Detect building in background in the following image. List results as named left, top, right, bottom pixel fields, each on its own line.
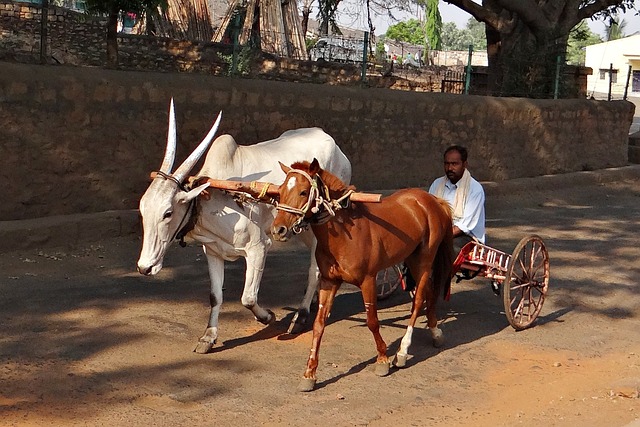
left=585, top=33, right=640, bottom=99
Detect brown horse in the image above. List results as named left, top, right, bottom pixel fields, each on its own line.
left=271, top=159, right=454, bottom=392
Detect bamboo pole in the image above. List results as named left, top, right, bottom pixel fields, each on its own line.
left=150, top=172, right=382, bottom=203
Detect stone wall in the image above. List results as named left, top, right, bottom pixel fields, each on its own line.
left=0, top=61, right=635, bottom=221
left=0, top=0, right=106, bottom=64
left=0, top=0, right=384, bottom=87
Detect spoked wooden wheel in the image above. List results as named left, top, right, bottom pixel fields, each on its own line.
left=376, top=264, right=403, bottom=300
left=503, top=235, right=549, bottom=330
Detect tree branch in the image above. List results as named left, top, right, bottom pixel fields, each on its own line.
left=578, top=0, right=628, bottom=21
left=443, top=0, right=513, bottom=32
left=492, top=0, right=551, bottom=32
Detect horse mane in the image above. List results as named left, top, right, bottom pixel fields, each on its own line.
left=290, top=161, right=356, bottom=200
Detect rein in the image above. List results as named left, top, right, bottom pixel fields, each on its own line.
left=154, top=170, right=197, bottom=247
left=276, top=169, right=353, bottom=234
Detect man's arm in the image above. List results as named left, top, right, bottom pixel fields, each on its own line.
left=453, top=184, right=485, bottom=238
left=452, top=225, right=465, bottom=238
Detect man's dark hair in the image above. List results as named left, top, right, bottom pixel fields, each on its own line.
left=444, top=145, right=468, bottom=162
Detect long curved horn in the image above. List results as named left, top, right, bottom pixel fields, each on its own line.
left=159, top=98, right=177, bottom=174
left=172, top=111, right=222, bottom=183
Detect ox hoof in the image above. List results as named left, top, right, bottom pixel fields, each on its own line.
left=193, top=339, right=215, bottom=354
left=257, top=309, right=276, bottom=326
left=298, top=377, right=317, bottom=392
left=287, top=310, right=309, bottom=335
left=393, top=353, right=407, bottom=368
left=374, top=361, right=390, bottom=377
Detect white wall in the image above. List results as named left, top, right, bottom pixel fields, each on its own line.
left=585, top=34, right=640, bottom=98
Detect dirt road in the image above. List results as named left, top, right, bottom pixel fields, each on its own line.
left=1, top=171, right=639, bottom=426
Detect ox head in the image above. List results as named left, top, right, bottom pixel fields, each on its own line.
left=137, top=99, right=222, bottom=275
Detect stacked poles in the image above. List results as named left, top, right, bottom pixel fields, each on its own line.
left=154, top=0, right=214, bottom=41
left=212, top=0, right=306, bottom=60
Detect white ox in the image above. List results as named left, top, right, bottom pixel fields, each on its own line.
left=137, top=100, right=352, bottom=353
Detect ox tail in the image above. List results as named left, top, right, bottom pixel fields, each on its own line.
left=433, top=199, right=454, bottom=301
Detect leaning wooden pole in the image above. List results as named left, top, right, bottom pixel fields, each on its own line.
left=148, top=173, right=383, bottom=203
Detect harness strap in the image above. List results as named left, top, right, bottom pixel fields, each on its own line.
left=275, top=169, right=353, bottom=233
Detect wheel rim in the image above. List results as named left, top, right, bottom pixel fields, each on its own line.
left=376, top=264, right=402, bottom=300
left=503, top=235, right=549, bottom=330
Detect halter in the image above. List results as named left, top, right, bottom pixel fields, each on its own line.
left=153, top=170, right=196, bottom=247
left=275, top=168, right=353, bottom=235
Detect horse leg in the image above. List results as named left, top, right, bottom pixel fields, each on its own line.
left=194, top=248, right=224, bottom=354
left=361, top=276, right=390, bottom=376
left=241, top=243, right=275, bottom=325
left=424, top=279, right=444, bottom=348
left=393, top=268, right=426, bottom=368
left=288, top=231, right=319, bottom=334
left=299, top=278, right=340, bottom=392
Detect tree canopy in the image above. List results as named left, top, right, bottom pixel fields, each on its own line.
left=385, top=18, right=426, bottom=45
left=566, top=21, right=602, bottom=65
left=422, top=0, right=442, bottom=50
left=442, top=0, right=637, bottom=97
left=441, top=18, right=487, bottom=50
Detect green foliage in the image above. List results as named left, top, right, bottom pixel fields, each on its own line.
left=217, top=46, right=254, bottom=77
left=465, top=18, right=487, bottom=50
left=385, top=19, right=425, bottom=45
left=306, top=37, right=318, bottom=52
left=566, top=21, right=602, bottom=65
left=424, top=0, right=442, bottom=50
left=441, top=18, right=487, bottom=51
left=606, top=17, right=627, bottom=40
left=375, top=40, right=387, bottom=62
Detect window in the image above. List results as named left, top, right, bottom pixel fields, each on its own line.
left=598, top=68, right=618, bottom=83
left=633, top=70, right=640, bottom=93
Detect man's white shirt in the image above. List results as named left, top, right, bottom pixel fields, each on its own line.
left=429, top=175, right=486, bottom=243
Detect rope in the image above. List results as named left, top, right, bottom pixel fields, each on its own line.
left=275, top=168, right=353, bottom=230
left=155, top=170, right=187, bottom=191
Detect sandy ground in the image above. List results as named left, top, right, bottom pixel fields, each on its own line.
left=1, top=176, right=639, bottom=426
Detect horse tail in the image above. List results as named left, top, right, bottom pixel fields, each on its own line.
left=433, top=199, right=454, bottom=300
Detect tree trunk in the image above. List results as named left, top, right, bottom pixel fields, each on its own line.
left=106, top=8, right=119, bottom=67
left=301, top=3, right=311, bottom=38
left=486, top=20, right=568, bottom=98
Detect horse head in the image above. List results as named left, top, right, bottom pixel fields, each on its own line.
left=271, top=158, right=353, bottom=242
left=137, top=99, right=222, bottom=275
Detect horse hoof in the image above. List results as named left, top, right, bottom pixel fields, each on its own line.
left=393, top=353, right=407, bottom=368
left=193, top=340, right=215, bottom=354
left=298, top=377, right=316, bottom=392
left=287, top=310, right=308, bottom=334
left=287, top=320, right=306, bottom=335
left=433, top=335, right=445, bottom=348
left=374, top=361, right=390, bottom=377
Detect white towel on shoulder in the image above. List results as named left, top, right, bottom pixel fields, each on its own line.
left=435, top=169, right=471, bottom=221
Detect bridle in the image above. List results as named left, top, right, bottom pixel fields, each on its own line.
left=275, top=168, right=352, bottom=235
left=154, top=170, right=197, bottom=247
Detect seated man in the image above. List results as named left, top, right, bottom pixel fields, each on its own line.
left=402, top=145, right=486, bottom=291
left=428, top=144, right=485, bottom=252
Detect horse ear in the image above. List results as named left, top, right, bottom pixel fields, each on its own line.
left=279, top=161, right=291, bottom=174
left=309, top=158, right=320, bottom=175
